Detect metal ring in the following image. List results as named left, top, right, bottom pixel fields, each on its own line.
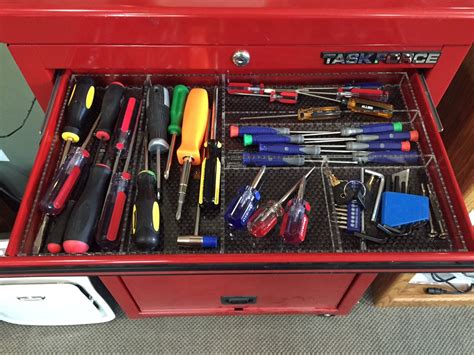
left=343, top=180, right=366, bottom=197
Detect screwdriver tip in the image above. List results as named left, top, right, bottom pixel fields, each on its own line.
left=176, top=207, right=182, bottom=221
left=164, top=171, right=169, bottom=180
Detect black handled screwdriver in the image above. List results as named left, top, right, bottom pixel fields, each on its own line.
left=146, top=84, right=170, bottom=200
left=60, top=76, right=96, bottom=164
left=132, top=134, right=160, bottom=251
left=199, top=87, right=222, bottom=209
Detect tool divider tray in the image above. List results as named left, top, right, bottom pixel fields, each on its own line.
left=21, top=72, right=467, bottom=256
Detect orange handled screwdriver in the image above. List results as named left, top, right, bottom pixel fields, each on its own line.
left=175, top=88, right=209, bottom=220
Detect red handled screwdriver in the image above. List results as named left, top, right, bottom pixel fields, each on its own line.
left=95, top=113, right=140, bottom=251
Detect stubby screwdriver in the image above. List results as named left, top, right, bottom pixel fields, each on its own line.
left=132, top=135, right=160, bottom=251
left=224, top=166, right=266, bottom=229
left=175, top=88, right=209, bottom=220
left=164, top=85, right=189, bottom=180
left=240, top=106, right=341, bottom=121
left=146, top=84, right=170, bottom=200
left=95, top=115, right=140, bottom=251
left=199, top=87, right=222, bottom=209
left=247, top=168, right=315, bottom=238
left=60, top=76, right=96, bottom=164
left=280, top=177, right=311, bottom=245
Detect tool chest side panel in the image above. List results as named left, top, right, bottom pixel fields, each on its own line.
left=0, top=1, right=473, bottom=46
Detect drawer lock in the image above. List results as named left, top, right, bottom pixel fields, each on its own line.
left=221, top=296, right=257, bottom=305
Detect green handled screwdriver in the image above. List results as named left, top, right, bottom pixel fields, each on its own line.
left=163, top=85, right=189, bottom=180
left=132, top=134, right=160, bottom=251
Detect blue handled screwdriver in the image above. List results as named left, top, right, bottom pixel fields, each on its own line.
left=258, top=141, right=411, bottom=154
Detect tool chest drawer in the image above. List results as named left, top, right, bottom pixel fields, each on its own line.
left=1, top=70, right=473, bottom=274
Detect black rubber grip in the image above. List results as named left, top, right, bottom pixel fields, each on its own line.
left=96, top=82, right=125, bottom=140
left=147, top=85, right=170, bottom=148
left=45, top=199, right=75, bottom=253
left=63, top=164, right=112, bottom=253
left=132, top=171, right=160, bottom=251
left=64, top=76, right=96, bottom=140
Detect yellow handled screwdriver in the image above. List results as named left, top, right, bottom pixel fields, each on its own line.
left=175, top=88, right=209, bottom=220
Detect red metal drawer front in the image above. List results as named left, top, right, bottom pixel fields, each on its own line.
left=121, top=273, right=355, bottom=314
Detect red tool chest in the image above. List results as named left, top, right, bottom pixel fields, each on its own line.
left=0, top=1, right=473, bottom=318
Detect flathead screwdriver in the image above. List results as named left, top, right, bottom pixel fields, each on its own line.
left=164, top=85, right=189, bottom=180
left=146, top=84, right=170, bottom=200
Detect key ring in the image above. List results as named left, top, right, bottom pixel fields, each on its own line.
left=344, top=180, right=366, bottom=197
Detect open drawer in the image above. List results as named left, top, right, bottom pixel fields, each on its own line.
left=1, top=71, right=473, bottom=275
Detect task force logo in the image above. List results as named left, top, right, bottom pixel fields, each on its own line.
left=322, top=52, right=441, bottom=65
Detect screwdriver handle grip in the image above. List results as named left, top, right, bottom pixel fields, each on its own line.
left=95, top=172, right=131, bottom=251
left=356, top=131, right=419, bottom=142
left=353, top=151, right=420, bottom=164
left=346, top=141, right=411, bottom=151
left=270, top=91, right=298, bottom=104
left=280, top=198, right=310, bottom=245
left=224, top=185, right=261, bottom=229
left=345, top=98, right=393, bottom=119
left=243, top=152, right=305, bottom=167
left=340, top=122, right=402, bottom=136
left=132, top=171, right=160, bottom=251
left=63, top=164, right=112, bottom=253
left=199, top=140, right=222, bottom=208
left=95, top=82, right=125, bottom=141
left=259, top=143, right=321, bottom=155
left=230, top=125, right=289, bottom=137
left=168, top=85, right=189, bottom=136
left=243, top=134, right=304, bottom=146
left=115, top=97, right=138, bottom=150
left=63, top=77, right=96, bottom=143
left=45, top=199, right=76, bottom=254
left=147, top=85, right=170, bottom=152
left=297, top=106, right=341, bottom=121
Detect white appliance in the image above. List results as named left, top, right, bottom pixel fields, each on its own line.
left=0, top=276, right=115, bottom=325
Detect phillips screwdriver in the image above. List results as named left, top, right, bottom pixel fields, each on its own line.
left=177, top=204, right=219, bottom=248
left=242, top=131, right=418, bottom=146
left=164, top=85, right=189, bottom=180
left=60, top=76, right=96, bottom=165
left=247, top=168, right=315, bottom=238
left=233, top=91, right=298, bottom=104
left=95, top=115, right=139, bottom=251
left=199, top=87, right=222, bottom=209
left=240, top=106, right=341, bottom=121
left=175, top=88, right=209, bottom=220
left=242, top=151, right=420, bottom=166
left=224, top=166, right=266, bottom=229
left=259, top=140, right=411, bottom=153
left=94, top=82, right=125, bottom=147
left=280, top=177, right=311, bottom=245
left=40, top=115, right=100, bottom=216
left=146, top=84, right=170, bottom=200
left=231, top=122, right=404, bottom=137
left=132, top=135, right=160, bottom=251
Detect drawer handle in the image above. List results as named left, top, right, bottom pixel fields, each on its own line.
left=221, top=296, right=256, bottom=305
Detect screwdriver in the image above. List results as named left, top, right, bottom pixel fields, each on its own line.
left=60, top=76, right=96, bottom=164
left=233, top=91, right=298, bottom=104
left=259, top=140, right=411, bottom=153
left=224, top=166, right=266, bottom=229
left=146, top=84, right=170, bottom=200
left=177, top=204, right=219, bottom=248
left=280, top=177, right=311, bottom=245
left=242, top=131, right=418, bottom=146
left=199, top=87, right=222, bottom=209
left=175, top=88, right=209, bottom=220
left=39, top=115, right=100, bottom=216
left=298, top=87, right=390, bottom=102
left=240, top=106, right=342, bottom=121
left=164, top=85, right=189, bottom=180
left=132, top=135, right=160, bottom=251
left=247, top=168, right=315, bottom=238
left=95, top=114, right=139, bottom=251
left=227, top=82, right=276, bottom=95
left=242, top=151, right=420, bottom=166
left=94, top=82, right=125, bottom=146
left=231, top=122, right=404, bottom=137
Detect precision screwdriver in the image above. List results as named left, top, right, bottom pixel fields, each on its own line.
left=146, top=84, right=170, bottom=200
left=94, top=82, right=125, bottom=148
left=132, top=135, right=160, bottom=251
left=95, top=115, right=139, bottom=251
left=242, top=151, right=420, bottom=166
left=164, top=85, right=189, bottom=180
left=175, top=88, right=209, bottom=220
left=240, top=106, right=341, bottom=121
left=224, top=166, right=266, bottom=229
left=247, top=168, right=315, bottom=238
left=231, top=122, right=404, bottom=137
left=199, top=87, right=222, bottom=209
left=280, top=177, right=311, bottom=245
left=60, top=76, right=96, bottom=164
left=259, top=140, right=412, bottom=153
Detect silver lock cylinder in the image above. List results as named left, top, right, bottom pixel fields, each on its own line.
left=232, top=50, right=250, bottom=67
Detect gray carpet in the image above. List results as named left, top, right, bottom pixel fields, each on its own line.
left=1, top=293, right=473, bottom=353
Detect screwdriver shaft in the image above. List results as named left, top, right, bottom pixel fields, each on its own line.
left=156, top=147, right=161, bottom=200
left=164, top=134, right=176, bottom=180
left=176, top=158, right=192, bottom=220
